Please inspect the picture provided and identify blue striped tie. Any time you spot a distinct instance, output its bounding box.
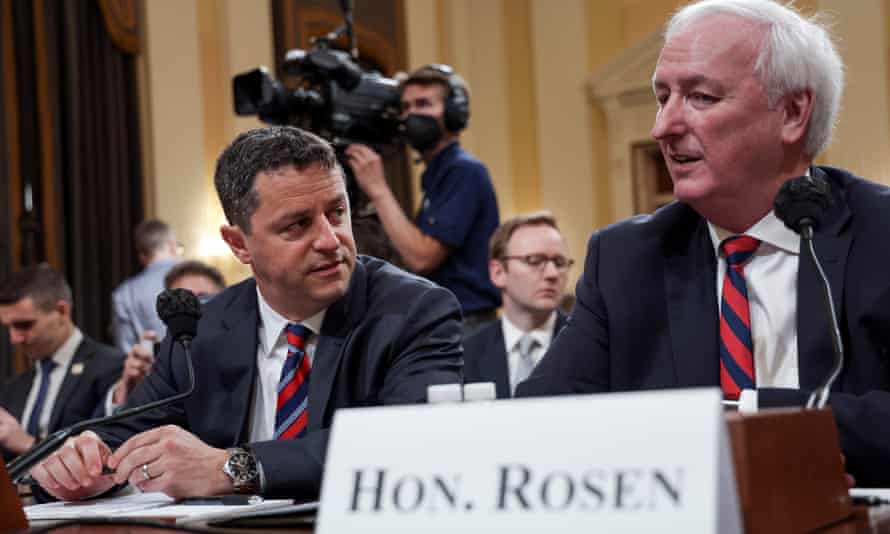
[275,323,313,439]
[719,235,760,400]
[27,359,57,438]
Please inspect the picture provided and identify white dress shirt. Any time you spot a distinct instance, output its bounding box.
[501,312,557,393]
[708,210,801,411]
[248,288,326,442]
[21,328,83,439]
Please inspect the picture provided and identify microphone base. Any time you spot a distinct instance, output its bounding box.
[726,407,851,533]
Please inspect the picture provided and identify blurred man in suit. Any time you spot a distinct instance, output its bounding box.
[464,212,572,398]
[108,260,228,409]
[518,0,890,487]
[164,260,226,300]
[111,219,181,352]
[0,264,123,461]
[32,126,462,501]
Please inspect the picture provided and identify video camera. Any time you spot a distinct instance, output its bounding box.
[230,3,406,266]
[232,13,402,150]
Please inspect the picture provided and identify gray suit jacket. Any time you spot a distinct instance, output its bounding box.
[111,258,179,351]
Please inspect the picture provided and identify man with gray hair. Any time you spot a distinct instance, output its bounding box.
[111,219,181,352]
[518,0,890,486]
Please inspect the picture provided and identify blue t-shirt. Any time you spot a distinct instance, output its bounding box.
[416,143,501,315]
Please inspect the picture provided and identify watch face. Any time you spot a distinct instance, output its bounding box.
[226,450,258,483]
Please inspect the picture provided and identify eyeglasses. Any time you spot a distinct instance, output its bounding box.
[500,254,575,272]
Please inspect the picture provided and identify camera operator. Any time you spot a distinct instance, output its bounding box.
[345,65,501,332]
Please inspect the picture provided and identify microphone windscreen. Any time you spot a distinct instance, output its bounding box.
[774,175,832,233]
[156,288,202,341]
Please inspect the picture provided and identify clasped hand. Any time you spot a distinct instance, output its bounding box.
[30,425,232,500]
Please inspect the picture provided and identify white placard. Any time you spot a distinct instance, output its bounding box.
[317,387,741,533]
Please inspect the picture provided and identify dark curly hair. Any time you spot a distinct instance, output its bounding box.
[214,126,343,233]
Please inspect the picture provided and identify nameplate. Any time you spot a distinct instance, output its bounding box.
[317,388,741,533]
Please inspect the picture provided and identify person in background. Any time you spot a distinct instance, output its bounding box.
[164,260,226,300]
[346,64,501,333]
[108,260,228,409]
[111,219,181,352]
[463,212,573,398]
[0,264,123,461]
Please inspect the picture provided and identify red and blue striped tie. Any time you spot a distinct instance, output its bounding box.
[719,235,760,400]
[275,323,312,439]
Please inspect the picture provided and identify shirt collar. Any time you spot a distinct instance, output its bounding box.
[255,287,326,358]
[707,209,800,257]
[707,169,811,256]
[501,312,558,353]
[47,327,83,369]
[420,141,460,191]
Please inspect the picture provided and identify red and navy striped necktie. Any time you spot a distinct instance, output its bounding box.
[275,323,312,439]
[719,235,760,400]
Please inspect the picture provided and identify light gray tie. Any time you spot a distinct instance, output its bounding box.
[512,334,540,395]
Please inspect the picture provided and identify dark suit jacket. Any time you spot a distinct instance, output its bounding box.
[463,312,567,398]
[0,336,123,462]
[98,255,463,499]
[517,166,890,487]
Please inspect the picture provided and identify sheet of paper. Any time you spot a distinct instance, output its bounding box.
[850,488,890,501]
[26,490,293,524]
[119,499,294,524]
[26,491,174,520]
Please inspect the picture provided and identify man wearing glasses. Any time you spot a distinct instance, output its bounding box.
[463,212,573,398]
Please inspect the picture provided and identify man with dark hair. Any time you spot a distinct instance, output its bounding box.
[0,264,123,461]
[345,65,501,330]
[111,219,181,352]
[164,260,226,298]
[32,125,462,501]
[464,212,573,398]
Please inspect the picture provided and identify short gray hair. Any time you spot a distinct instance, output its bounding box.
[665,0,844,158]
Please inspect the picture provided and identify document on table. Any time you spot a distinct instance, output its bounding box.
[25,491,293,524]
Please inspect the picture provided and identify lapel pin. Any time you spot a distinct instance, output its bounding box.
[70,362,84,376]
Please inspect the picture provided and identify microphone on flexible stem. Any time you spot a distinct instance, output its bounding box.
[774,174,839,410]
[6,288,202,483]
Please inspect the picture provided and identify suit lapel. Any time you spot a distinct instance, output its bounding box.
[553,311,568,336]
[308,260,367,431]
[663,209,721,386]
[213,282,261,445]
[48,340,89,431]
[796,169,852,389]
[7,370,36,421]
[478,322,510,398]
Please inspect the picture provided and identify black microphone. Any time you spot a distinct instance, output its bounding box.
[774,174,841,409]
[6,289,201,483]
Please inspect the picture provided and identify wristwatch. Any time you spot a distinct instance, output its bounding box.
[222,447,260,494]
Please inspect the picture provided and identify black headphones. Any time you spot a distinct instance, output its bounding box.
[418,64,470,132]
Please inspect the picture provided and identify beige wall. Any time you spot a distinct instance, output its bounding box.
[819,0,890,184]
[140,0,890,294]
[141,0,273,285]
